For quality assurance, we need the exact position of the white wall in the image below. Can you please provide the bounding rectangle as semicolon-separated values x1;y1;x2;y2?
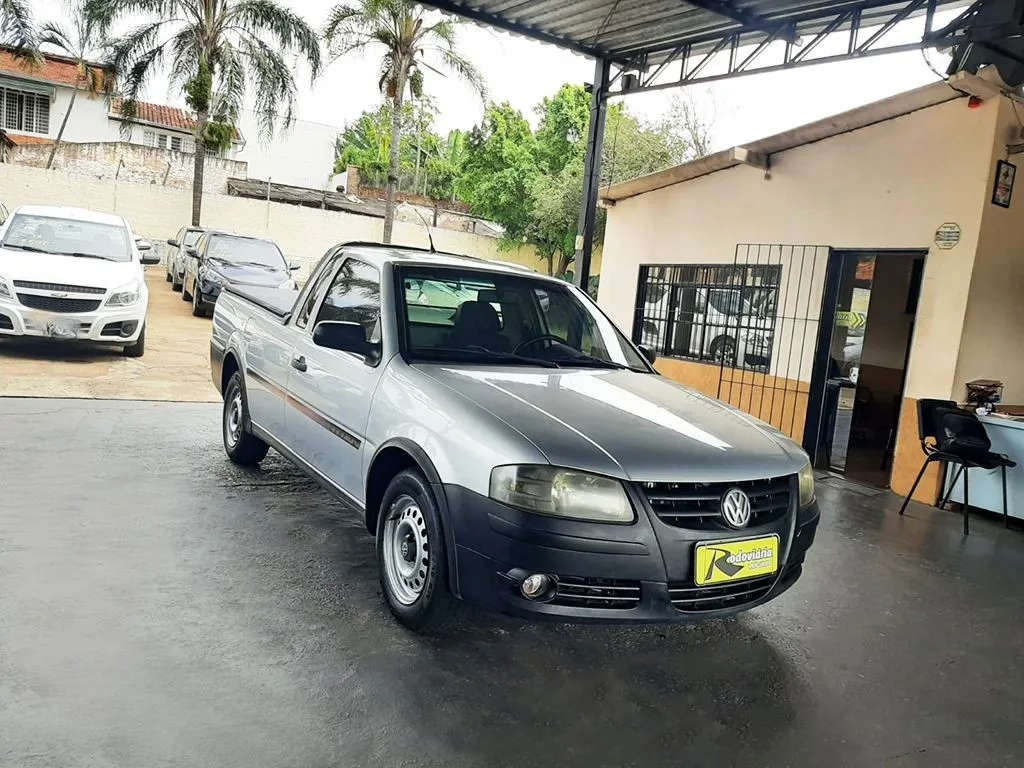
599;95;1000;402
235;109;337;190
47;85;117;143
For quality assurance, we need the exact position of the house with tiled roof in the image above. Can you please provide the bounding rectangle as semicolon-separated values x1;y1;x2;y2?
0;49;242;159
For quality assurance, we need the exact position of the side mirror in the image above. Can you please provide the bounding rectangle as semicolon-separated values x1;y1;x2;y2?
140;252;161;265
312;321;379;364
639;345;657;365
136;239;153;251
186;246;199;259
167;239;179;247
289;261;301;272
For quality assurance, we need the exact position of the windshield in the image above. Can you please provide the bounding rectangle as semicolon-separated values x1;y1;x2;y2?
705;288;753;317
398;265;650;371
207;235;285;269
1;214;132;262
183;229;204;247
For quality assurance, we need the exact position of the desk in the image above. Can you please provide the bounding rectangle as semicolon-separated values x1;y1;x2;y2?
945;414;1023;519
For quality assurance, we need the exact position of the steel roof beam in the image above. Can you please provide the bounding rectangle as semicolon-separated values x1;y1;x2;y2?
682;0;801;43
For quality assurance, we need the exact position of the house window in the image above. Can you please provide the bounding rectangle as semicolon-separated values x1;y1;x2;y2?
633;263;782;371
144;130;196;154
1;87;50;135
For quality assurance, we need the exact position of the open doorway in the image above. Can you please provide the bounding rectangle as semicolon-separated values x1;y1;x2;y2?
805;249;926;488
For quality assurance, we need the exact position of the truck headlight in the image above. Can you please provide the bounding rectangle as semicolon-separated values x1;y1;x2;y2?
798;461;815;508
0;276;11;301
106;279;142;307
489;465;634;523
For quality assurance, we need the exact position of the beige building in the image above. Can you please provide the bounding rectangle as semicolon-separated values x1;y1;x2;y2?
598;75;1024;504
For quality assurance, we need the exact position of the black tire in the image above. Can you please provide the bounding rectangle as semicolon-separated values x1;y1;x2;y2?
710;335;737;366
377;469;467;633
122;324;146;357
171;271;183;292
222;371;269;465
182;272;192;301
165;268;172;282
192;285;206;317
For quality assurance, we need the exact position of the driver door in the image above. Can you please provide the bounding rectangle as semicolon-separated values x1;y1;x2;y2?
285;257;384;502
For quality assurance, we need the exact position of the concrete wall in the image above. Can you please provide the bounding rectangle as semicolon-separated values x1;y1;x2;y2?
236;109;337;190
10;141;247;194
600;94;1002;501
0;161;544;279
953;99;1024;405
48;87;120;143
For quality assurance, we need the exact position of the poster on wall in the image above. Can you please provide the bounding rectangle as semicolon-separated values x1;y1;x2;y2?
993;159;1016;208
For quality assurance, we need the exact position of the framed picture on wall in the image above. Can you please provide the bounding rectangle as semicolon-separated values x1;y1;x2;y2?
993;159;1016;208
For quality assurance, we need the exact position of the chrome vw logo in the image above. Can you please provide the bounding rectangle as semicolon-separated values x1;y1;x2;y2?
720;487;752;529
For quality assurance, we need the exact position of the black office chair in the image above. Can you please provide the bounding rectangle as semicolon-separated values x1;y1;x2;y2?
898;399;1016;534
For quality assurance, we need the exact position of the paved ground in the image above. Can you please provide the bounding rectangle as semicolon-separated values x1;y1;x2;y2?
2;398;1023;768
0;270;218;402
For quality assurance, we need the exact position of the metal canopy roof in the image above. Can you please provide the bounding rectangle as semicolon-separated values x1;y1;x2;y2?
420;0;965;65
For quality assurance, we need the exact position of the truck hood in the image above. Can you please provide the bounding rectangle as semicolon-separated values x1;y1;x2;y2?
206;259;289;288
0;247;139;289
419;366;808;483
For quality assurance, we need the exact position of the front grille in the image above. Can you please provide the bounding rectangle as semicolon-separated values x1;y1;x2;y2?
17;294;102;313
549;576;641;610
13;280;105;294
0;313;13;330
642;476;792;530
669;570;787;613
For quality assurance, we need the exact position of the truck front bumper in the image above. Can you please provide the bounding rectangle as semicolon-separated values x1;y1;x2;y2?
0;300;147;343
443;484;819;624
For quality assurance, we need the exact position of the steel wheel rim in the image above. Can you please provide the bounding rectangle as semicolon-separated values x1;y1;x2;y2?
382;495;429;606
226;391;243;447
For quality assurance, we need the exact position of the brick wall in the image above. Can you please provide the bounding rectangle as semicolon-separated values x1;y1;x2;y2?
9;141;247;194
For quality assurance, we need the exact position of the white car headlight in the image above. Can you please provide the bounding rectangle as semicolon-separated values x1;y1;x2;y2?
798;461;815;508
106;279;142;307
0;276;11;300
489;465;634;523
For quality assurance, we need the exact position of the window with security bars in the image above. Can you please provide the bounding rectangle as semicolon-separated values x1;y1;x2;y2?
143;130;196;154
632;263;782;371
1;87;50;135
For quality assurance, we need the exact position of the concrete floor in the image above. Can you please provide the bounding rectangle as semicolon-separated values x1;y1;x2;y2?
2;398;1023;768
0;270;219;402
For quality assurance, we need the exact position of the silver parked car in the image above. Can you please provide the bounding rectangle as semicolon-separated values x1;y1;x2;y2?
210;243;819;632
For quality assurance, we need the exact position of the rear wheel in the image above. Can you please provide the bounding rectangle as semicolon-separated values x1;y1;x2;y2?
222;371;269;465
122;324;145;358
377;469;466;633
710;335;737;366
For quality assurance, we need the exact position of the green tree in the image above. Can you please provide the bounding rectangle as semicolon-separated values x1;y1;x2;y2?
424;129;466;200
335;103;396;180
40;5;108;170
1;0;37;52
324;0;484;243
533;83;589;174
85;0;322;226
457;101;539;244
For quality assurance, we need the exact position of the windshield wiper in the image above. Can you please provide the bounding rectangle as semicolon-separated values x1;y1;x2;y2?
417;347;561;368
2;243;48;253
549;354;645;372
56;252;119;261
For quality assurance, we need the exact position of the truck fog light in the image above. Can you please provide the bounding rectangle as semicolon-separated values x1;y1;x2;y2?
521;573;552;600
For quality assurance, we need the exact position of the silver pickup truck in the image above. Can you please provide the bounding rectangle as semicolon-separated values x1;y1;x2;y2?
210;243;819;633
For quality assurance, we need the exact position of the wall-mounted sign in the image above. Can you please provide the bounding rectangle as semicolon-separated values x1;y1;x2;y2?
934;222;961;250
993;159;1016;208
836;311;866;331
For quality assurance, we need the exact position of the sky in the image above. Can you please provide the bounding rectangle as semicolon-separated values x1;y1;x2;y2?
33;0;958;157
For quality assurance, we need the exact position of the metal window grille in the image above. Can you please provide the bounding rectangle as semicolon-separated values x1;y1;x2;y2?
0;88;50;135
632;262;782;373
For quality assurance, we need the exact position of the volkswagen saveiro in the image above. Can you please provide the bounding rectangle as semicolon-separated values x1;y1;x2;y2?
0;205;159;357
210;243;819;632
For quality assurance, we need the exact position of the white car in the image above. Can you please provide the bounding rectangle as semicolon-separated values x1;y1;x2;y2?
0;205;159;357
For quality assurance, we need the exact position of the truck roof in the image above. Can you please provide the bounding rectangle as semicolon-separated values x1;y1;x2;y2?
339;242;560;282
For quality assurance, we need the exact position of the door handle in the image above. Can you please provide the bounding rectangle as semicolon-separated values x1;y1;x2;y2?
291;355;307;372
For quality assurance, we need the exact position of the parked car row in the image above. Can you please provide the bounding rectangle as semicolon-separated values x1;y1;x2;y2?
211;242;820;633
163;226;297;318
0;204;160;356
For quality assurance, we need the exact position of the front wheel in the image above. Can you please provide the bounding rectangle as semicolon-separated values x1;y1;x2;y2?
222;371;269;465
192;285;206;317
122;324;145;357
182;273;192;302
377;469;467;633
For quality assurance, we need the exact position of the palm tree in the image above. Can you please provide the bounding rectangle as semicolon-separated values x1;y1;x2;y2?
324;0;485;243
84;0;322;226
40;9;107;170
1;0;38;52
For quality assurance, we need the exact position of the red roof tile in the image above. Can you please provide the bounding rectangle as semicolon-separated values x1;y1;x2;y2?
111;98;241;140
0;49;107;88
6;133;55;145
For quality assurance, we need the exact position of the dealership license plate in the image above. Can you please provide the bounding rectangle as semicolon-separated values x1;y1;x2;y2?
694;535;780;586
